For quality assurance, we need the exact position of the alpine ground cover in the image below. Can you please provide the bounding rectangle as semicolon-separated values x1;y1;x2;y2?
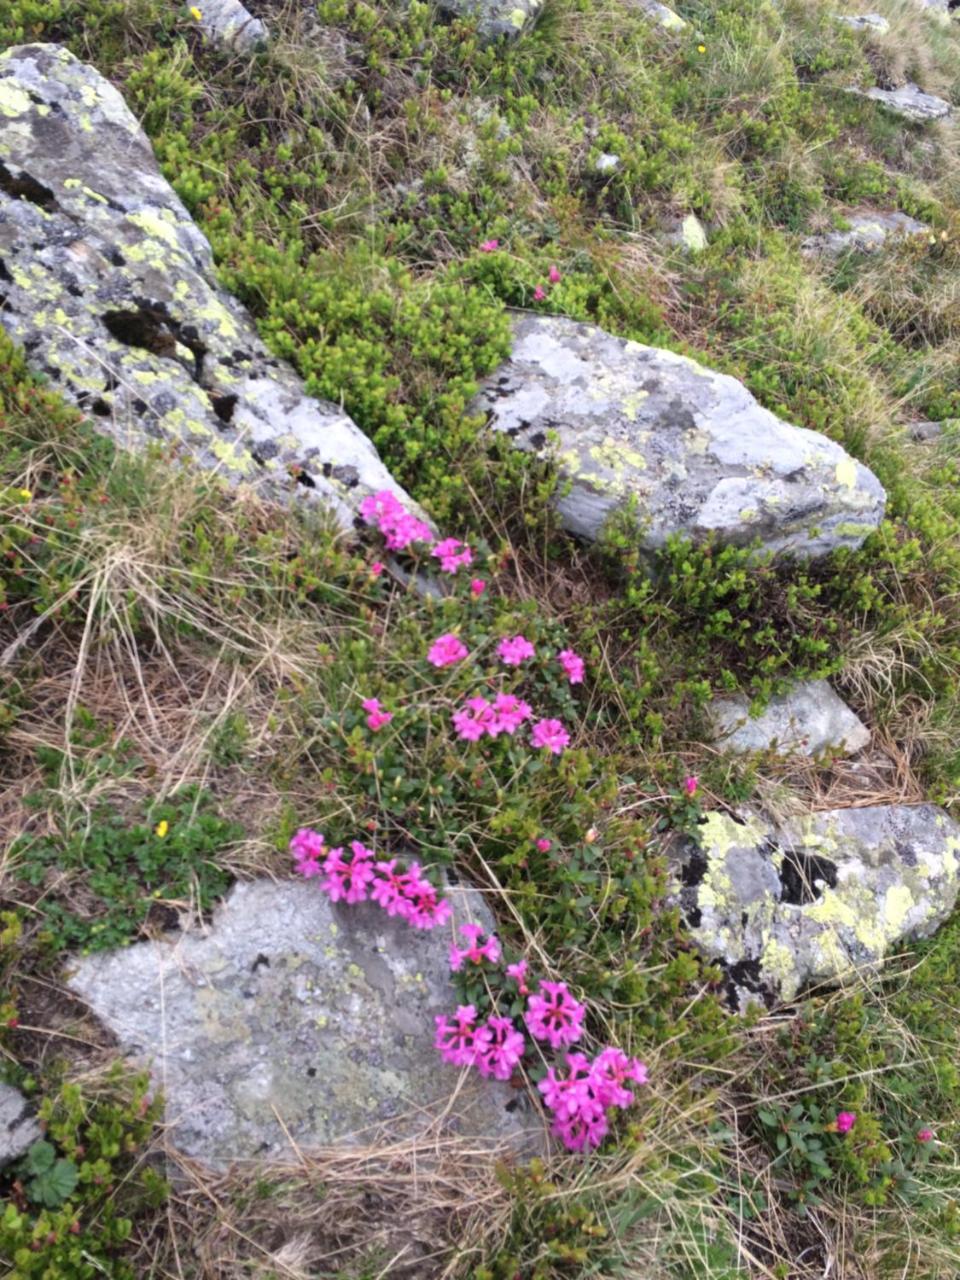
3;0;960;1275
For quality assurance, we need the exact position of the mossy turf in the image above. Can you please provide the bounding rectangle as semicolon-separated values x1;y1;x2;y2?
3;0;960;1275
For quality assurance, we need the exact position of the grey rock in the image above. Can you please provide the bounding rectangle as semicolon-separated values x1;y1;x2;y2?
836;13;890;33
594;153;621;175
437;0;545;41
471;315;886;561
660;212;709;253
909;419;945;442
67;879;543;1168
635;0;688;30
194;0;267;50
673;805;960;1007
709;680;871;758
853;82;953;122
802;211;929;256
0;1083;41;1169
0;45;422;535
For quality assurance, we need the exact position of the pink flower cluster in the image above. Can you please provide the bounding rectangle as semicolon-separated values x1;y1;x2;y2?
290;828;451;930
428;633;469;668
558;648;584;684
498;634;535;666
359;490;433;552
362;697;393;731
452;692;533;741
539;1048;648;1151
433;538;473;574
835;1111;856;1135
437;942;648;1150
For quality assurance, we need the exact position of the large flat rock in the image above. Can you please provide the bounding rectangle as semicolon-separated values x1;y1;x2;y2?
66;879;542;1169
801;211;929;256
708;680;871;757
673;806;960;1008
853;82;953;122
0;1083;41;1169
0;44;419;533
471;315;885;561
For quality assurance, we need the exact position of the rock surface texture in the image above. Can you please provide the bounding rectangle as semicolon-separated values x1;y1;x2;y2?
674;807;960;1007
437;0;545;41
801;211;929;256
194;0;268;50
837;13;890;33
471;315;886;560
0;44;419;533
0;1083;41;1169
67;879;542;1169
636;0;688;30
855;82;953;121
660;212;709;252
708;680;871;757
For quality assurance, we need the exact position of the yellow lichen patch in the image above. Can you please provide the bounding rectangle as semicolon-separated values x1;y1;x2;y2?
510;7;528;27
82;187;109;204
126;207;182;249
0;82;31;118
63;178;82;189
197;298;239;340
589;438;646;473
759;934;798;990
698;811;767;858
620;391;648;422
882;884;915;937
804;887;857;930
210;436;254;474
835;457;858;489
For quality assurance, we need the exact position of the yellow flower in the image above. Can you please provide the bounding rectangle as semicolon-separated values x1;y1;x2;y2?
697;43;706;53
18;489;32;501
190;5;202;18
155;820;169;839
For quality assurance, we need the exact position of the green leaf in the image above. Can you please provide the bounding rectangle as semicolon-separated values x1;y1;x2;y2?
21;1140;55;1176
26;1157;79;1208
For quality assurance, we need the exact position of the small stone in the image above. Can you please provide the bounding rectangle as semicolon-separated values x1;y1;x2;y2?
708;680;871;757
909;420;944;442
660;212;709;253
851;82;953;122
0;1083;41;1169
594;152;621;174
66;880;543;1168
836;13;890;33
436;0;546;42
801;211;929;256
471;315;886;562
673;805;960;1008
194;0;267;50
635;0;687;29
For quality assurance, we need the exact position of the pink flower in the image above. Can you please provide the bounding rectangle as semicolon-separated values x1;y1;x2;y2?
428;632;469;668
290;827;327;878
538;1053;608;1152
401;863;452;930
918;1128;934;1143
491;692;533;736
369;561;385;578
449;923;502;971
362;697;393;732
836;1111;856;1135
590;1047;648;1109
548;264;561;284
435;1004;492;1067
432;538;474;574
321;841;375;904
535;838;552;853
525;980;585;1051
452;696;498;742
470;579;487;597
497;634;535;666
557;648;585;684
506;959;530;996
476;1016;526;1081
359;489;432;552
684;775;699;797
370;859;414;917
533;284;547;302
530;718;570;755
479;238;499;252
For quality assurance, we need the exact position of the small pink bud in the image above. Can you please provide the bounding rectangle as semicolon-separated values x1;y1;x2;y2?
548;263;561;283
479;238;499;252
370;561;384;577
533;284;547;301
684;775;699;797
536;838;552;853
917;1128;934;1142
470;578;487;597
584;827;599;844
835;1111;856;1134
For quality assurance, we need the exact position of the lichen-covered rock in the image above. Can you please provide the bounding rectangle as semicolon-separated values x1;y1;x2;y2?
708;680;871;758
852;82;953;121
66;879;542;1168
437;0;545;41
635;0;688;30
660;212;708;253
0;1083;41;1169
193;0;268;50
836;13;890;33
673;806;960;1008
0;44;420;533
801;211;928;256
471;315;886;561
